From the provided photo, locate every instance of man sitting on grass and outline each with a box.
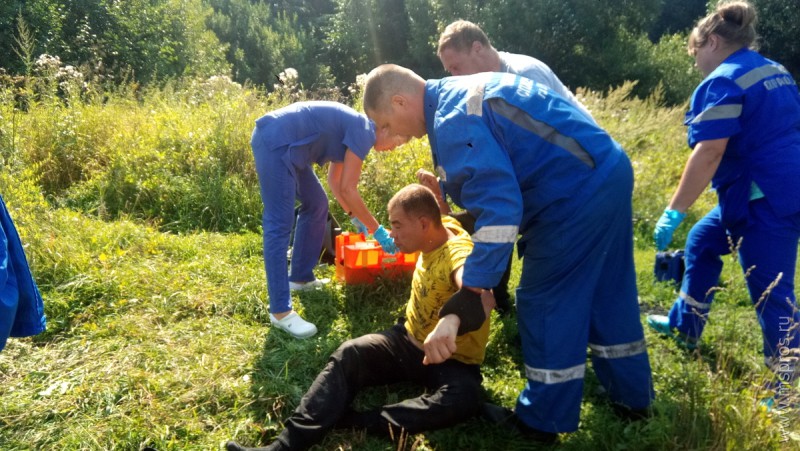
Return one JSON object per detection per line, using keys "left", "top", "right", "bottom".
{"left": 226, "top": 183, "right": 495, "bottom": 451}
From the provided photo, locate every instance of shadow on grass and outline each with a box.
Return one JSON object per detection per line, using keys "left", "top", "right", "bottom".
{"left": 238, "top": 270, "right": 414, "bottom": 448}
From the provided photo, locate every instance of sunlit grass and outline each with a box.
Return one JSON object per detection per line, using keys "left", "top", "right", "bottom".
{"left": 1, "top": 81, "right": 797, "bottom": 450}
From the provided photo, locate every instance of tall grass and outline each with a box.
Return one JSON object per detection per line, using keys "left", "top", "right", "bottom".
{"left": 0, "top": 77, "right": 797, "bottom": 450}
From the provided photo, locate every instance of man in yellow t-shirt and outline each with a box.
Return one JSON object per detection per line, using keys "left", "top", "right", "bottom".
{"left": 226, "top": 184, "right": 495, "bottom": 451}
{"left": 404, "top": 215, "right": 490, "bottom": 365}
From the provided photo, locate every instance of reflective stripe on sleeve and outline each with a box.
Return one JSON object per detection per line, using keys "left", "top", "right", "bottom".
{"left": 679, "top": 290, "right": 711, "bottom": 310}
{"left": 525, "top": 363, "right": 586, "bottom": 384}
{"left": 472, "top": 225, "right": 518, "bottom": 243}
{"left": 735, "top": 64, "right": 791, "bottom": 90}
{"left": 487, "top": 97, "right": 595, "bottom": 168}
{"left": 589, "top": 339, "right": 647, "bottom": 359}
{"left": 690, "top": 104, "right": 742, "bottom": 124}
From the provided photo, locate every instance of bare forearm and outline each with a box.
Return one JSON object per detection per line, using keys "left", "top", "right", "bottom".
{"left": 329, "top": 156, "right": 379, "bottom": 232}
{"left": 668, "top": 138, "right": 727, "bottom": 212}
{"left": 338, "top": 185, "right": 379, "bottom": 232}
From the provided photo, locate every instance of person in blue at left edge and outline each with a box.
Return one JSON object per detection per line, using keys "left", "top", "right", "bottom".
{"left": 1, "top": 193, "right": 46, "bottom": 352}
{"left": 363, "top": 64, "right": 654, "bottom": 442}
{"left": 649, "top": 1, "right": 800, "bottom": 404}
{"left": 252, "top": 101, "right": 399, "bottom": 339}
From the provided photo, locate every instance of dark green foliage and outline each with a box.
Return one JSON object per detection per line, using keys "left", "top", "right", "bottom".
{"left": 753, "top": 0, "right": 800, "bottom": 78}
{"left": 648, "top": 0, "right": 707, "bottom": 40}
{"left": 206, "top": 0, "right": 332, "bottom": 90}
{"left": 478, "top": 0, "right": 660, "bottom": 92}
{"left": 404, "top": 0, "right": 444, "bottom": 78}
{"left": 2, "top": 0, "right": 799, "bottom": 104}
{"left": 323, "top": 0, "right": 378, "bottom": 85}
{"left": 0, "top": 0, "right": 65, "bottom": 75}
{"left": 1, "top": 0, "right": 229, "bottom": 85}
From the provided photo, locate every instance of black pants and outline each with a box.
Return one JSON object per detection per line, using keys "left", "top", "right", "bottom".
{"left": 274, "top": 323, "right": 483, "bottom": 450}
{"left": 450, "top": 211, "right": 513, "bottom": 311}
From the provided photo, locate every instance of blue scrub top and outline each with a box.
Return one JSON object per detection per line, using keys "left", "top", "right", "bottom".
{"left": 685, "top": 48, "right": 800, "bottom": 220}
{"left": 254, "top": 101, "right": 375, "bottom": 167}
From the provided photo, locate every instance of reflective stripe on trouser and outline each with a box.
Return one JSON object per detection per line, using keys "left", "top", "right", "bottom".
{"left": 515, "top": 157, "right": 653, "bottom": 433}
{"left": 252, "top": 129, "right": 328, "bottom": 314}
{"left": 668, "top": 201, "right": 800, "bottom": 362}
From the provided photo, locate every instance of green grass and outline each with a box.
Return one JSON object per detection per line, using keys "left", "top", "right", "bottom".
{"left": 1, "top": 79, "right": 798, "bottom": 450}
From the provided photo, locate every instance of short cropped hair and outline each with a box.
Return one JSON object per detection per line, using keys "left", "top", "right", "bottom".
{"left": 437, "top": 20, "right": 492, "bottom": 56}
{"left": 388, "top": 184, "right": 443, "bottom": 227}
{"left": 363, "top": 64, "right": 418, "bottom": 115}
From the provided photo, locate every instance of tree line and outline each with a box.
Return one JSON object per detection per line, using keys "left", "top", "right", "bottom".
{"left": 1, "top": 0, "right": 798, "bottom": 105}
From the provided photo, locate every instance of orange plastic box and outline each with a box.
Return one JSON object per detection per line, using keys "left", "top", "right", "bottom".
{"left": 335, "top": 232, "right": 419, "bottom": 284}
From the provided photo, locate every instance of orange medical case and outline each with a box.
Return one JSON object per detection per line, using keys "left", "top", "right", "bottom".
{"left": 335, "top": 232, "right": 418, "bottom": 284}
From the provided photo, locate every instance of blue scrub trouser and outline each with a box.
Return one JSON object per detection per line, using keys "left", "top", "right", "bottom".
{"left": 515, "top": 157, "right": 654, "bottom": 433}
{"left": 668, "top": 200, "right": 800, "bottom": 372}
{"left": 252, "top": 130, "right": 328, "bottom": 315}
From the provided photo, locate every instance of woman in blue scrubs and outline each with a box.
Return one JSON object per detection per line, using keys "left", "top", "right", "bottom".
{"left": 252, "top": 101, "right": 397, "bottom": 339}
{"left": 650, "top": 1, "right": 800, "bottom": 401}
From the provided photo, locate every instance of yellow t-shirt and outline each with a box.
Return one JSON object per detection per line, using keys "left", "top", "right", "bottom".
{"left": 404, "top": 216, "right": 491, "bottom": 365}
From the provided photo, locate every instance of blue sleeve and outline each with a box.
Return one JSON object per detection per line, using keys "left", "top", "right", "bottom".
{"left": 0, "top": 220, "right": 8, "bottom": 292}
{"left": 685, "top": 77, "right": 743, "bottom": 148}
{"left": 342, "top": 115, "right": 375, "bottom": 160}
{"left": 436, "top": 116, "right": 522, "bottom": 289}
{"left": 0, "top": 195, "right": 45, "bottom": 342}
{"left": 0, "top": 212, "right": 14, "bottom": 351}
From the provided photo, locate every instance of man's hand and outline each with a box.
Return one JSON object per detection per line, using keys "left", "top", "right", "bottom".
{"left": 416, "top": 168, "right": 440, "bottom": 192}
{"left": 423, "top": 314, "right": 460, "bottom": 365}
{"left": 416, "top": 168, "right": 450, "bottom": 214}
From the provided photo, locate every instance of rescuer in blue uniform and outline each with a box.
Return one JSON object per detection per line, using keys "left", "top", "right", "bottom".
{"left": 649, "top": 1, "right": 800, "bottom": 400}
{"left": 252, "top": 101, "right": 398, "bottom": 339}
{"left": 363, "top": 64, "right": 654, "bottom": 440}
{"left": 1, "top": 193, "right": 46, "bottom": 352}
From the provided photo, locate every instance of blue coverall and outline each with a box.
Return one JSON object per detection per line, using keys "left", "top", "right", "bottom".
{"left": 424, "top": 72, "right": 654, "bottom": 433}
{"left": 667, "top": 49, "right": 800, "bottom": 379}
{"left": 250, "top": 101, "right": 375, "bottom": 315}
{"left": 1, "top": 194, "right": 46, "bottom": 352}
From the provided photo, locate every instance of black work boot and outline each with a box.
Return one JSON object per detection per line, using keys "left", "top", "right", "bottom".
{"left": 480, "top": 402, "right": 558, "bottom": 444}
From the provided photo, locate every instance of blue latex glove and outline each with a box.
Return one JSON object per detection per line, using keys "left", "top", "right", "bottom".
{"left": 373, "top": 225, "right": 398, "bottom": 254}
{"left": 350, "top": 216, "right": 368, "bottom": 236}
{"left": 654, "top": 209, "right": 686, "bottom": 251}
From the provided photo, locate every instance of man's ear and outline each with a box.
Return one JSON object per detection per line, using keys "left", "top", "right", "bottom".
{"left": 471, "top": 40, "right": 484, "bottom": 55}
{"left": 391, "top": 94, "right": 406, "bottom": 107}
{"left": 418, "top": 215, "right": 432, "bottom": 232}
